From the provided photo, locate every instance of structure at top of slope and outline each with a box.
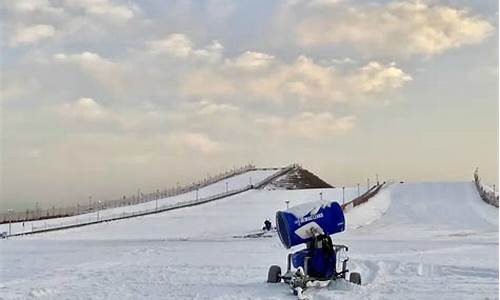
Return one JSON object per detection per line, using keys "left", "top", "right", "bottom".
{"left": 263, "top": 166, "right": 333, "bottom": 190}
{"left": 473, "top": 168, "right": 499, "bottom": 207}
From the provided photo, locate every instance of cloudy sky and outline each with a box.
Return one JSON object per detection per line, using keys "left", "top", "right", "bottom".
{"left": 1, "top": 0, "right": 498, "bottom": 211}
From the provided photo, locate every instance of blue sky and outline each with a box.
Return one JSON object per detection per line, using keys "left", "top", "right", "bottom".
{"left": 1, "top": 0, "right": 498, "bottom": 211}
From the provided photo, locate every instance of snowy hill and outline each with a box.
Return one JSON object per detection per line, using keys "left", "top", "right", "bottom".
{"left": 263, "top": 166, "right": 333, "bottom": 190}
{"left": 1, "top": 181, "right": 498, "bottom": 299}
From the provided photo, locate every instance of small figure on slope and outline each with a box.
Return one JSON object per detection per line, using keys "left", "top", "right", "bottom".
{"left": 263, "top": 219, "right": 272, "bottom": 231}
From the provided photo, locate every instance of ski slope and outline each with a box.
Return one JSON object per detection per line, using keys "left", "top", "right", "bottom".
{"left": 21, "top": 186, "right": 362, "bottom": 241}
{"left": 1, "top": 182, "right": 498, "bottom": 299}
{"left": 0, "top": 169, "right": 281, "bottom": 235}
{"left": 336, "top": 182, "right": 498, "bottom": 299}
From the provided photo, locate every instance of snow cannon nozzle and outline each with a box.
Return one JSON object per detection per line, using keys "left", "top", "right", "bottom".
{"left": 275, "top": 200, "right": 345, "bottom": 249}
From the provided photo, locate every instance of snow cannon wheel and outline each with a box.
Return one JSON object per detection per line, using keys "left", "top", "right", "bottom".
{"left": 349, "top": 272, "right": 361, "bottom": 285}
{"left": 267, "top": 265, "right": 282, "bottom": 283}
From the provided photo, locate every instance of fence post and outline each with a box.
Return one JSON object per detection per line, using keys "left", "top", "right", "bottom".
{"left": 342, "top": 187, "right": 345, "bottom": 205}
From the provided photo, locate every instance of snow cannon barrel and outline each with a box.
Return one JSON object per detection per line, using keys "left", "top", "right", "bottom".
{"left": 276, "top": 201, "right": 345, "bottom": 249}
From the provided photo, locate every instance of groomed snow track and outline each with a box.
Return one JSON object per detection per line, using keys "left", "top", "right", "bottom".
{"left": 337, "top": 182, "right": 498, "bottom": 300}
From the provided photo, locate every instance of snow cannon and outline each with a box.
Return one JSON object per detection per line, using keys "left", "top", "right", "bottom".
{"left": 268, "top": 200, "right": 361, "bottom": 297}
{"left": 276, "top": 200, "right": 345, "bottom": 249}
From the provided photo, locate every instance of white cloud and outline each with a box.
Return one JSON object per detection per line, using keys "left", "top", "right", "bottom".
{"left": 148, "top": 33, "right": 193, "bottom": 57}
{"left": 226, "top": 51, "right": 275, "bottom": 71}
{"left": 53, "top": 51, "right": 126, "bottom": 91}
{"left": 58, "top": 97, "right": 108, "bottom": 122}
{"left": 53, "top": 51, "right": 116, "bottom": 71}
{"left": 296, "top": 1, "right": 494, "bottom": 57}
{"left": 62, "top": 0, "right": 136, "bottom": 21}
{"left": 5, "top": 0, "right": 63, "bottom": 14}
{"left": 8, "top": 0, "right": 47, "bottom": 12}
{"left": 147, "top": 33, "right": 224, "bottom": 62}
{"left": 180, "top": 69, "right": 236, "bottom": 96}
{"left": 3, "top": 0, "right": 140, "bottom": 52}
{"left": 194, "top": 99, "right": 240, "bottom": 115}
{"left": 170, "top": 132, "right": 222, "bottom": 154}
{"left": 9, "top": 24, "right": 55, "bottom": 46}
{"left": 182, "top": 54, "right": 411, "bottom": 103}
{"left": 288, "top": 0, "right": 344, "bottom": 7}
{"left": 256, "top": 112, "right": 356, "bottom": 139}
{"left": 309, "top": 0, "right": 344, "bottom": 6}
{"left": 350, "top": 62, "right": 412, "bottom": 93}
{"left": 331, "top": 57, "right": 357, "bottom": 65}
{"left": 52, "top": 98, "right": 227, "bottom": 156}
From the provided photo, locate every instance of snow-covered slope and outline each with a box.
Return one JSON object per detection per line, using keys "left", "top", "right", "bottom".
{"left": 1, "top": 182, "right": 497, "bottom": 300}
{"left": 29, "top": 186, "right": 362, "bottom": 240}
{"left": 353, "top": 182, "right": 498, "bottom": 239}
{"left": 0, "top": 169, "right": 280, "bottom": 235}
{"left": 338, "top": 182, "right": 498, "bottom": 300}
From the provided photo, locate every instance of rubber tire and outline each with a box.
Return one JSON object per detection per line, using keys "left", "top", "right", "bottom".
{"left": 349, "top": 272, "right": 361, "bottom": 285}
{"left": 267, "top": 265, "right": 282, "bottom": 283}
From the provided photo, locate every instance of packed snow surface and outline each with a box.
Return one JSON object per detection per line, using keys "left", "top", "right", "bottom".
{"left": 1, "top": 182, "right": 498, "bottom": 299}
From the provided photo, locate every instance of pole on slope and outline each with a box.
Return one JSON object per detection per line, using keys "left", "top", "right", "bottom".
{"left": 319, "top": 192, "right": 323, "bottom": 201}
{"left": 225, "top": 182, "right": 228, "bottom": 193}
{"left": 97, "top": 200, "right": 102, "bottom": 221}
{"left": 8, "top": 209, "right": 13, "bottom": 236}
{"left": 285, "top": 200, "right": 290, "bottom": 210}
{"left": 196, "top": 188, "right": 199, "bottom": 201}
{"left": 367, "top": 178, "right": 370, "bottom": 191}
{"left": 376, "top": 174, "right": 379, "bottom": 185}
{"left": 342, "top": 187, "right": 345, "bottom": 205}
{"left": 156, "top": 189, "right": 161, "bottom": 211}
{"left": 357, "top": 184, "right": 360, "bottom": 197}
{"left": 89, "top": 196, "right": 92, "bottom": 212}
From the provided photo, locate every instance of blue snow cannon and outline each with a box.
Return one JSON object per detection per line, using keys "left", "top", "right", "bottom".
{"left": 275, "top": 201, "right": 345, "bottom": 249}
{"left": 267, "top": 200, "right": 361, "bottom": 295}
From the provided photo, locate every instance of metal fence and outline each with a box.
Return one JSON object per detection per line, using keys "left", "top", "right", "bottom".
{"left": 12, "top": 186, "right": 252, "bottom": 236}
{"left": 473, "top": 168, "right": 499, "bottom": 208}
{"left": 341, "top": 182, "right": 386, "bottom": 211}
{"left": 6, "top": 164, "right": 298, "bottom": 237}
{"left": 1, "top": 164, "right": 257, "bottom": 223}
